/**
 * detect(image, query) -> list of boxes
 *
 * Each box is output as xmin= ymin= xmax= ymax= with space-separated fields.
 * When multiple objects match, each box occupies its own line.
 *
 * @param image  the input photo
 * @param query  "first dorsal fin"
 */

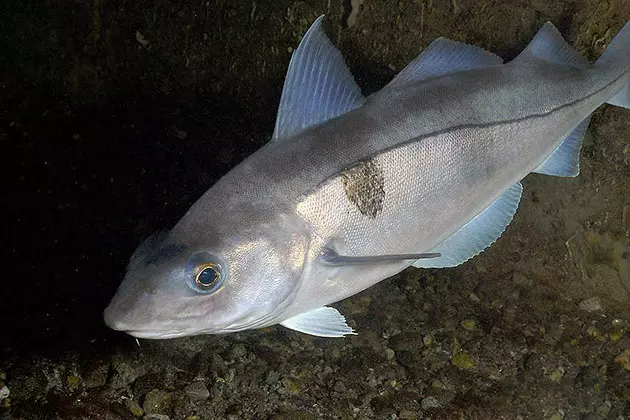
xmin=383 ymin=38 xmax=503 ymax=90
xmin=512 ymin=22 xmax=590 ymax=68
xmin=272 ymin=16 xmax=366 ymax=141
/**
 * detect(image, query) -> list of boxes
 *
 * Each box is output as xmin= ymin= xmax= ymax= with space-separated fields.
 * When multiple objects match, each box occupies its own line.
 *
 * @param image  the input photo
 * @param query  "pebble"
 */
xmin=512 ymin=272 xmax=533 ymax=287
xmin=184 ymin=381 xmax=210 ymax=402
xmin=84 ymin=363 xmax=109 ymax=389
xmin=0 ymin=385 xmax=9 ymax=401
xmin=420 ymin=396 xmax=441 ymax=410
xmin=333 ymin=381 xmax=346 ymax=392
xmin=229 ymin=344 xmax=247 ymax=361
xmin=110 ymin=361 xmax=146 ymax=390
xmin=451 ymin=352 xmax=475 ymax=369
xmin=142 ymin=389 xmax=173 ymax=415
xmin=460 ymin=319 xmax=477 ymax=331
xmin=614 ymin=349 xmax=630 ymax=371
xmin=124 ymin=398 xmax=144 ymax=417
xmin=548 ymin=367 xmax=564 ymax=383
xmin=578 ymin=297 xmax=602 ymax=312
xmin=398 ymin=409 xmax=418 ymax=419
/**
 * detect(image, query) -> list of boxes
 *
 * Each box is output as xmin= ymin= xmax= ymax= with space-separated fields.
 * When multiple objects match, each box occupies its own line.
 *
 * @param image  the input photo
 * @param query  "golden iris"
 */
xmin=194 ymin=263 xmax=222 ymax=291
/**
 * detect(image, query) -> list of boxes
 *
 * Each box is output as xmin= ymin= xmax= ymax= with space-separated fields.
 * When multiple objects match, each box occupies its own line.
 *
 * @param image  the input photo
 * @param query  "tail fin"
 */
xmin=597 ymin=21 xmax=630 ymax=108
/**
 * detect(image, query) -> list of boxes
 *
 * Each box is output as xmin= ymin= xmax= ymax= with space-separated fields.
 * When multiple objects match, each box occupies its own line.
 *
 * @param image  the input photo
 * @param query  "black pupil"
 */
xmin=197 ymin=266 xmax=220 ymax=287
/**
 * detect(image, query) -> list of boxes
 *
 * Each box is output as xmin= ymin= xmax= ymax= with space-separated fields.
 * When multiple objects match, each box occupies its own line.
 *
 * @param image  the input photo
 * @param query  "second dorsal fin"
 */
xmin=383 ymin=38 xmax=503 ymax=90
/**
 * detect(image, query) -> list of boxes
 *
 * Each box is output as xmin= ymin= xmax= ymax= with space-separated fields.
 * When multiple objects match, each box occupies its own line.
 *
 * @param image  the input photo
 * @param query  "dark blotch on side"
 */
xmin=341 ymin=159 xmax=385 ymax=218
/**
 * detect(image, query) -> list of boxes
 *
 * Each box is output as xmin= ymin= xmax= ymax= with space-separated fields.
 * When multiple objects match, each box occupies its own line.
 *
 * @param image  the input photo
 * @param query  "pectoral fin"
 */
xmin=320 ymin=247 xmax=440 ymax=265
xmin=280 ymin=306 xmax=356 ymax=338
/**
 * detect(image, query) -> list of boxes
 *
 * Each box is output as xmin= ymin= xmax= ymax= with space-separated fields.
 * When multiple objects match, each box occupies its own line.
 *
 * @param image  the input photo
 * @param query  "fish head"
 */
xmin=104 ymin=214 xmax=310 ymax=338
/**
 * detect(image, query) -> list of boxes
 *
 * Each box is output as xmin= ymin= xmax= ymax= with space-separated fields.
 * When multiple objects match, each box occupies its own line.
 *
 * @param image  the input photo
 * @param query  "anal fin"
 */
xmin=414 ymin=183 xmax=523 ymax=268
xmin=607 ymin=83 xmax=630 ymax=108
xmin=534 ymin=116 xmax=591 ymax=177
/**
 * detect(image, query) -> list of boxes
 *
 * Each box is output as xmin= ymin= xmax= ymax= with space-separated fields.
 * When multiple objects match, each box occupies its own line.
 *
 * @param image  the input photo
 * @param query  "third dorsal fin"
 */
xmin=512 ymin=22 xmax=590 ymax=68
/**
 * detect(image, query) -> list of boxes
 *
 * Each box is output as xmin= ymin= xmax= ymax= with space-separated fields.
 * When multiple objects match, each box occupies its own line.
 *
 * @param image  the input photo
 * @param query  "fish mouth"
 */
xmin=125 ymin=330 xmax=187 ymax=339
xmin=104 ymin=306 xmax=188 ymax=339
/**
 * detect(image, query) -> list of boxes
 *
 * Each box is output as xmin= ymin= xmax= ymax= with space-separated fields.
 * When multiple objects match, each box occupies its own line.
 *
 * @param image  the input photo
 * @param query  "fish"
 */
xmin=104 ymin=16 xmax=630 ymax=339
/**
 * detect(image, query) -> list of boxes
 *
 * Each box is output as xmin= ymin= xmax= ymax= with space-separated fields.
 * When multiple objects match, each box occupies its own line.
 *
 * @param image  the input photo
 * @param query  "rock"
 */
xmin=323 ymin=346 xmax=341 ymax=362
xmin=265 ymin=371 xmax=280 ymax=385
xmin=142 ymin=389 xmax=173 ymax=415
xmin=346 ymin=0 xmax=365 ymax=28
xmin=614 ymin=349 xmax=630 ymax=371
xmin=395 ymin=350 xmax=421 ymax=368
xmin=548 ymin=367 xmax=564 ymax=383
xmin=84 ymin=363 xmax=109 ymax=388
xmin=269 ymin=411 xmax=317 ymax=420
xmin=184 ymin=381 xmax=209 ymax=402
xmin=451 ymin=352 xmax=476 ymax=370
xmin=144 ymin=415 xmax=170 ymax=420
xmin=333 ymin=381 xmax=346 ymax=392
xmin=398 ymin=409 xmax=418 ymax=419
xmin=578 ymin=297 xmax=602 ymax=312
xmin=66 ymin=374 xmax=81 ymax=392
xmin=512 ymin=272 xmax=533 ymax=287
xmin=110 ymin=361 xmax=146 ymax=390
xmin=228 ymin=344 xmax=247 ymax=361
xmin=280 ymin=376 xmax=307 ymax=395
xmin=0 ymin=385 xmax=9 ymax=401
xmin=125 ymin=398 xmax=144 ymax=417
xmin=421 ymin=396 xmax=441 ymax=410
xmin=596 ymin=401 xmax=612 ymax=418
xmin=460 ymin=319 xmax=477 ymax=331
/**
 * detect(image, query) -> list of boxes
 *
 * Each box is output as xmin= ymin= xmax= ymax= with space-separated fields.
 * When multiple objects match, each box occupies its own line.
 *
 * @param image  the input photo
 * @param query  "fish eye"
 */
xmin=194 ymin=263 xmax=222 ymax=290
xmin=185 ymin=252 xmax=227 ymax=294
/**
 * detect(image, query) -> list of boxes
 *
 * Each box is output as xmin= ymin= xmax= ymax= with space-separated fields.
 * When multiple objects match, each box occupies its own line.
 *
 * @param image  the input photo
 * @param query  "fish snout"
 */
xmin=103 ymin=300 xmax=130 ymax=332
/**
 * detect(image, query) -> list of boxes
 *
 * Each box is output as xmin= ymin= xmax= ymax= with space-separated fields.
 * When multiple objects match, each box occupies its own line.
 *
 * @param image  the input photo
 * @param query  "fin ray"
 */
xmin=280 ymin=306 xmax=356 ymax=338
xmin=384 ymin=38 xmax=503 ymax=90
xmin=512 ymin=22 xmax=590 ymax=68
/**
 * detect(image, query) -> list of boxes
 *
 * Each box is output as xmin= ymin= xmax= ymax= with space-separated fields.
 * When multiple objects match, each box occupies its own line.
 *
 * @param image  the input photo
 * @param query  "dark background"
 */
xmin=2 ymin=0 xmax=395 ymax=356
xmin=1 ymin=1 xmax=628 ymax=418
xmin=2 ymin=0 xmax=298 ymax=355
